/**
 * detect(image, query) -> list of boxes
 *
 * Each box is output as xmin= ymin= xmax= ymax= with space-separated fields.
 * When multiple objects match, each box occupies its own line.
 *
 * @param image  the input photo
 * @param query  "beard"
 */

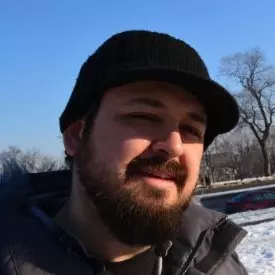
xmin=74 ymin=139 xmax=194 ymax=246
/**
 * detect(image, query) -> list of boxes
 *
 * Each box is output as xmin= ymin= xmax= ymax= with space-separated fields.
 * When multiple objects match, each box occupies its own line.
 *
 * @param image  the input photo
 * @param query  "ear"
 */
xmin=63 ymin=120 xmax=85 ymax=157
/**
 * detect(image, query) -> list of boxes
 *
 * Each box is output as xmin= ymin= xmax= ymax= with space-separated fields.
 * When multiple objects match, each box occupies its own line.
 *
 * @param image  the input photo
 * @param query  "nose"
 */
xmin=152 ymin=131 xmax=184 ymax=158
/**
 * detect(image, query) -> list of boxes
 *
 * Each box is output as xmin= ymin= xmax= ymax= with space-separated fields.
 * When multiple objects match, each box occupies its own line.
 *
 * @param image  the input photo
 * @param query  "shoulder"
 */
xmin=172 ymin=202 xmax=248 ymax=274
xmin=213 ymin=252 xmax=248 ymax=275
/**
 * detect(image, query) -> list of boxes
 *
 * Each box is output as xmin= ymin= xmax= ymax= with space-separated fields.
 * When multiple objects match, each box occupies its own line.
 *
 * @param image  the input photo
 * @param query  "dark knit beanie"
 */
xmin=59 ymin=30 xmax=239 ymax=149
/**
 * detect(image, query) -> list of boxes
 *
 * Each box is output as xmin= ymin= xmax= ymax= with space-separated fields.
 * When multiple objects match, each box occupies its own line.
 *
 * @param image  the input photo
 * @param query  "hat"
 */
xmin=60 ymin=30 xmax=239 ymax=148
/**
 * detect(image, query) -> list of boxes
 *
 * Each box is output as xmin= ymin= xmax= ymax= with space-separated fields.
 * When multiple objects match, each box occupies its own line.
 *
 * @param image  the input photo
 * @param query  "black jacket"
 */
xmin=0 ymin=163 xmax=248 ymax=275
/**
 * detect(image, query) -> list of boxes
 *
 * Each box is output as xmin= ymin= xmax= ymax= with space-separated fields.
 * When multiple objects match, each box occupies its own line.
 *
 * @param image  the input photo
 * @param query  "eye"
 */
xmin=126 ymin=113 xmax=162 ymax=123
xmin=180 ymin=125 xmax=203 ymax=140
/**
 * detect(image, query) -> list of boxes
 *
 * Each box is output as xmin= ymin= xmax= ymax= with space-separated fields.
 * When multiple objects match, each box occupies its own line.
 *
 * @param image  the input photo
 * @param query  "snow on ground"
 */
xmin=229 ymin=208 xmax=275 ymax=274
xmin=230 ymin=207 xmax=275 ymax=225
xmin=236 ymin=220 xmax=275 ymax=275
xmin=212 ymin=176 xmax=275 ymax=187
xmin=197 ymin=176 xmax=275 ymax=188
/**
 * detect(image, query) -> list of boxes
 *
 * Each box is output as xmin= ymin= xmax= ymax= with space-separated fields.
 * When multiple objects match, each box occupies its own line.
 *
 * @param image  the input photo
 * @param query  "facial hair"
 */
xmin=74 ymin=140 xmax=194 ymax=246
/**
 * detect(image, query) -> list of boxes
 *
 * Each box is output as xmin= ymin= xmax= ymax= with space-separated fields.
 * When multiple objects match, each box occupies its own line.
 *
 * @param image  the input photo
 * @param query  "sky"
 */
xmin=1 ymin=0 xmax=275 ymax=157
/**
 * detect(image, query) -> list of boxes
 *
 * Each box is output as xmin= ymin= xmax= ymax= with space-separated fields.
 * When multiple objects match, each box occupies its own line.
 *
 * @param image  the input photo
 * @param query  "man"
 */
xmin=0 ymin=30 xmax=248 ymax=274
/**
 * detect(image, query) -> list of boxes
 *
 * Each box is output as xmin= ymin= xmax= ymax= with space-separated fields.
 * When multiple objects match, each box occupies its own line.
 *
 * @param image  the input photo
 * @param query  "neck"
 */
xmin=54 ymin=184 xmax=150 ymax=262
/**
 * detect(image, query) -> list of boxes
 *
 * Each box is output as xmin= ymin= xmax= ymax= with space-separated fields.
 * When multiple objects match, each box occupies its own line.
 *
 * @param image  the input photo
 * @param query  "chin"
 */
xmin=125 ymin=180 xmax=181 ymax=209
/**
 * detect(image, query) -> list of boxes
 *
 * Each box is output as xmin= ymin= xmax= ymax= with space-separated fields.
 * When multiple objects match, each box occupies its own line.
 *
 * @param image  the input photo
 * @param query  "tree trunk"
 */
xmin=260 ymin=142 xmax=272 ymax=176
xmin=204 ymin=153 xmax=214 ymax=183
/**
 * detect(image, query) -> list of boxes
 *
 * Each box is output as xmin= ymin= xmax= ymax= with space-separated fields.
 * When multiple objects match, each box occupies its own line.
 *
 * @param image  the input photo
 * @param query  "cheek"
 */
xmin=118 ymin=138 xmax=151 ymax=166
xmin=92 ymin=123 xmax=151 ymax=169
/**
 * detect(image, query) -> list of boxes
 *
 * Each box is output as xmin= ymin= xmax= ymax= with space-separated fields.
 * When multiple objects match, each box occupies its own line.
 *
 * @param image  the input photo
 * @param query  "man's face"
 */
xmin=70 ymin=81 xmax=206 ymax=245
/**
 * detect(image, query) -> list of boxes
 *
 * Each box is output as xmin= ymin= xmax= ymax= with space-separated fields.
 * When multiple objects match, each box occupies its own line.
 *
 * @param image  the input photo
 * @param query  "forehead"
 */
xmin=103 ymin=81 xmax=206 ymax=115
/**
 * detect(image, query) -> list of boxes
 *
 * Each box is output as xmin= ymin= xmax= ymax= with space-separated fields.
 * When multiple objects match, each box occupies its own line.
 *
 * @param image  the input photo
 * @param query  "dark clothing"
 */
xmin=107 ymin=248 xmax=155 ymax=275
xmin=0 ymin=166 xmax=248 ymax=275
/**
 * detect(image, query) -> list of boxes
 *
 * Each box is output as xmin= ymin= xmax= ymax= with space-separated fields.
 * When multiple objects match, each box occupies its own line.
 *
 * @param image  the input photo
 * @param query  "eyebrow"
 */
xmin=124 ymin=97 xmax=207 ymax=125
xmin=125 ymin=97 xmax=166 ymax=109
xmin=188 ymin=112 xmax=207 ymax=125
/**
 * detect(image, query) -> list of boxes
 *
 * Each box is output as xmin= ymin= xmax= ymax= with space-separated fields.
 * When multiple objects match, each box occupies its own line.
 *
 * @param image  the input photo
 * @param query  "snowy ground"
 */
xmin=212 ymin=176 xmax=275 ymax=187
xmin=229 ymin=208 xmax=275 ymax=275
xmin=230 ymin=207 xmax=275 ymax=226
xmin=197 ymin=176 xmax=275 ymax=189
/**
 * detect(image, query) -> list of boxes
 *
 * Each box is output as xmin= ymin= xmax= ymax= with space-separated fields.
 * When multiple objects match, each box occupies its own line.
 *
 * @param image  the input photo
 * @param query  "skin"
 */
xmin=55 ymin=81 xmax=207 ymax=263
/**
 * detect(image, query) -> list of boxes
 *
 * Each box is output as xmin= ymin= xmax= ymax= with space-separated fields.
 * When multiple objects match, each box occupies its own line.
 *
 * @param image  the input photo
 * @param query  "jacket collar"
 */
xmin=166 ymin=203 xmax=247 ymax=274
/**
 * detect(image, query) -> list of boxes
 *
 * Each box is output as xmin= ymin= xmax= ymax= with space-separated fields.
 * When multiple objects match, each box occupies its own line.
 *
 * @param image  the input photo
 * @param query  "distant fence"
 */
xmin=195 ymin=183 xmax=275 ymax=214
xmin=195 ymin=176 xmax=275 ymax=195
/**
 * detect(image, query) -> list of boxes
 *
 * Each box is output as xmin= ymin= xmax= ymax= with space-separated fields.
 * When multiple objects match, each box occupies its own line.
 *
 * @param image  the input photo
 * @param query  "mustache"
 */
xmin=126 ymin=155 xmax=187 ymax=188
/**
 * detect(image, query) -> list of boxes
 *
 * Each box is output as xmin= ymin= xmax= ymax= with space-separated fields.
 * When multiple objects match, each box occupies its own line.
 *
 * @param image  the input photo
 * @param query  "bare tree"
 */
xmin=0 ymin=146 xmax=67 ymax=173
xmin=202 ymin=125 xmax=268 ymax=183
xmin=267 ymin=127 xmax=275 ymax=174
xmin=205 ymin=131 xmax=240 ymax=182
xmin=220 ymin=48 xmax=275 ymax=176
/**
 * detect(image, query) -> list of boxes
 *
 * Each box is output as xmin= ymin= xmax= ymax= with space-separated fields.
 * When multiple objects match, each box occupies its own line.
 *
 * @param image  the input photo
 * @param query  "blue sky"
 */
xmin=1 ymin=0 xmax=275 ymax=157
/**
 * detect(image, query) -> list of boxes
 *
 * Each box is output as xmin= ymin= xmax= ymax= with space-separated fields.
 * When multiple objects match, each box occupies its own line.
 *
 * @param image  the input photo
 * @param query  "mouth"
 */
xmin=142 ymin=172 xmax=175 ymax=181
xmin=140 ymin=172 xmax=176 ymax=190
xmin=142 ymin=172 xmax=176 ymax=181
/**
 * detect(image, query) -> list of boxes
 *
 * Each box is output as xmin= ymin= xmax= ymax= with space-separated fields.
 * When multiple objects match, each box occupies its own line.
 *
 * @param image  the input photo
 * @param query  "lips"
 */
xmin=126 ymin=156 xmax=186 ymax=189
xmin=142 ymin=172 xmax=175 ymax=181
